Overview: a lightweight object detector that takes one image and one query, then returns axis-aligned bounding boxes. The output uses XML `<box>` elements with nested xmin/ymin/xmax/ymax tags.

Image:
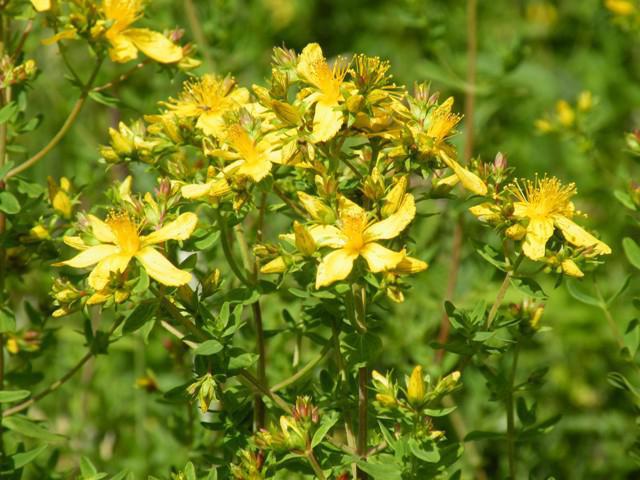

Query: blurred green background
<box><xmin>13</xmin><ymin>0</ymin><xmax>640</xmax><ymax>477</ymax></box>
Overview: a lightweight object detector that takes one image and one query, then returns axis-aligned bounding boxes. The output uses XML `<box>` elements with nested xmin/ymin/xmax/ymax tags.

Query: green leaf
<box><xmin>566</xmin><ymin>280</ymin><xmax>601</xmax><ymax>307</ymax></box>
<box><xmin>80</xmin><ymin>456</ymin><xmax>98</xmax><ymax>478</ymax></box>
<box><xmin>0</xmin><ymin>309</ymin><xmax>16</xmax><ymax>334</ymax></box>
<box><xmin>607</xmin><ymin>274</ymin><xmax>632</xmax><ymax>306</ymax></box>
<box><xmin>424</xmin><ymin>406</ymin><xmax>457</xmax><ymax>417</ymax></box>
<box><xmin>408</xmin><ymin>438</ymin><xmax>441</xmax><ymax>463</ymax></box>
<box><xmin>88</xmin><ymin>91</ymin><xmax>121</xmax><ymax>107</ymax></box>
<box><xmin>16</xmin><ymin>178</ymin><xmax>44</xmax><ymax>198</ymax></box>
<box><xmin>123</xmin><ymin>302</ymin><xmax>157</xmax><ymax>334</ymax></box>
<box><xmin>0</xmin><ymin>101</ymin><xmax>18</xmax><ymax>124</ymax></box>
<box><xmin>614</xmin><ymin>190</ymin><xmax>637</xmax><ymax>211</ymax></box>
<box><xmin>194</xmin><ymin>230</ymin><xmax>220</xmax><ymax>250</ymax></box>
<box><xmin>510</xmin><ymin>277</ymin><xmax>547</xmax><ymax>299</ymax></box>
<box><xmin>229</xmin><ymin>352</ymin><xmax>258</xmax><ymax>370</ymax></box>
<box><xmin>193</xmin><ymin>339</ymin><xmax>223</xmax><ymax>356</ymax></box>
<box><xmin>110</xmin><ymin>470</ymin><xmax>132</xmax><ymax>480</ymax></box>
<box><xmin>355</xmin><ymin>456</ymin><xmax>403</xmax><ymax>480</ymax></box>
<box><xmin>0</xmin><ymin>390</ymin><xmax>30</xmax><ymax>403</ymax></box>
<box><xmin>623</xmin><ymin>237</ymin><xmax>640</xmax><ymax>270</ymax></box>
<box><xmin>3</xmin><ymin>416</ymin><xmax>64</xmax><ymax>442</ymax></box>
<box><xmin>12</xmin><ymin>444</ymin><xmax>48</xmax><ymax>469</ymax></box>
<box><xmin>0</xmin><ymin>161</ymin><xmax>15</xmax><ymax>179</ymax></box>
<box><xmin>311</xmin><ymin>412</ymin><xmax>338</xmax><ymax>448</ymax></box>
<box><xmin>183</xmin><ymin>462</ymin><xmax>196</xmax><ymax>480</ymax></box>
<box><xmin>0</xmin><ymin>191</ymin><xmax>20</xmax><ymax>214</ymax></box>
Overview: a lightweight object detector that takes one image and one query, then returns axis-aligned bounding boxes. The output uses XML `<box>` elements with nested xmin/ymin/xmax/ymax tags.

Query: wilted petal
<box><xmin>364</xmin><ymin>194</ymin><xmax>415</xmax><ymax>242</ymax></box>
<box><xmin>59</xmin><ymin>244</ymin><xmax>119</xmax><ymax>268</ymax></box>
<box><xmin>440</xmin><ymin>152</ymin><xmax>487</xmax><ymax>195</ymax></box>
<box><xmin>135</xmin><ymin>247</ymin><xmax>192</xmax><ymax>286</ymax></box>
<box><xmin>88</xmin><ymin>253</ymin><xmax>132</xmax><ymax>290</ymax></box>
<box><xmin>41</xmin><ymin>28</ymin><xmax>78</xmax><ymax>45</ymax></box>
<box><xmin>141</xmin><ymin>212</ymin><xmax>198</xmax><ymax>246</ymax></box>
<box><xmin>393</xmin><ymin>255</ymin><xmax>428</xmax><ymax>274</ymax></box>
<box><xmin>311</xmin><ymin>101</ymin><xmax>343</xmax><ymax>143</ymax></box>
<box><xmin>260</xmin><ymin>257</ymin><xmax>286</xmax><ymax>274</ymax></box>
<box><xmin>523</xmin><ymin>217</ymin><xmax>554</xmax><ymax>260</ymax></box>
<box><xmin>360</xmin><ymin>242</ymin><xmax>404</xmax><ymax>273</ymax></box>
<box><xmin>553</xmin><ymin>215</ymin><xmax>611</xmax><ymax>256</ymax></box>
<box><xmin>88</xmin><ymin>215</ymin><xmax>116</xmax><ymax>243</ymax></box>
<box><xmin>315</xmin><ymin>248</ymin><xmax>357</xmax><ymax>288</ymax></box>
<box><xmin>124</xmin><ymin>28</ymin><xmax>183</xmax><ymax>64</ymax></box>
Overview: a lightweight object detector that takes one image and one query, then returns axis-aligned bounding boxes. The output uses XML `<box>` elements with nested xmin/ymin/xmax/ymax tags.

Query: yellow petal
<box><xmin>315</xmin><ymin>249</ymin><xmax>357</xmax><ymax>288</ymax></box>
<box><xmin>469</xmin><ymin>203</ymin><xmax>500</xmax><ymax>222</ymax></box>
<box><xmin>182</xmin><ymin>181</ymin><xmax>215</xmax><ymax>199</ymax></box>
<box><xmin>124</xmin><ymin>28</ymin><xmax>183</xmax><ymax>64</ymax></box>
<box><xmin>63</xmin><ymin>236</ymin><xmax>88</xmax><ymax>250</ymax></box>
<box><xmin>311</xmin><ymin>101</ymin><xmax>343</xmax><ymax>143</ymax></box>
<box><xmin>86</xmin><ymin>291</ymin><xmax>111</xmax><ymax>305</ymax></box>
<box><xmin>31</xmin><ymin>0</ymin><xmax>51</xmax><ymax>12</ymax></box>
<box><xmin>553</xmin><ymin>215</ymin><xmax>611</xmax><ymax>256</ymax></box>
<box><xmin>297</xmin><ymin>43</ymin><xmax>325</xmax><ymax>86</ymax></box>
<box><xmin>88</xmin><ymin>215</ymin><xmax>117</xmax><ymax>243</ymax></box>
<box><xmin>88</xmin><ymin>253</ymin><xmax>132</xmax><ymax>290</ymax></box>
<box><xmin>107</xmin><ymin>32</ymin><xmax>138</xmax><ymax>63</ymax></box>
<box><xmin>196</xmin><ymin>113</ymin><xmax>226</xmax><ymax>138</ymax></box>
<box><xmin>523</xmin><ymin>217</ymin><xmax>555</xmax><ymax>260</ymax></box>
<box><xmin>440</xmin><ymin>152</ymin><xmax>487</xmax><ymax>196</ymax></box>
<box><xmin>393</xmin><ymin>256</ymin><xmax>428</xmax><ymax>274</ymax></box>
<box><xmin>297</xmin><ymin>192</ymin><xmax>335</xmax><ymax>223</ymax></box>
<box><xmin>407</xmin><ymin>366</ymin><xmax>426</xmax><ymax>405</ymax></box>
<box><xmin>135</xmin><ymin>247</ymin><xmax>192</xmax><ymax>286</ymax></box>
<box><xmin>42</xmin><ymin>29</ymin><xmax>79</xmax><ymax>46</ymax></box>
<box><xmin>260</xmin><ymin>257</ymin><xmax>286</xmax><ymax>274</ymax></box>
<box><xmin>237</xmin><ymin>157</ymin><xmax>272</xmax><ymax>182</ymax></box>
<box><xmin>561</xmin><ymin>259</ymin><xmax>584</xmax><ymax>278</ymax></box>
<box><xmin>308</xmin><ymin>225</ymin><xmax>346</xmax><ymax>248</ymax></box>
<box><xmin>360</xmin><ymin>242</ymin><xmax>405</xmax><ymax>273</ymax></box>
<box><xmin>141</xmin><ymin>212</ymin><xmax>198</xmax><ymax>246</ymax></box>
<box><xmin>59</xmin><ymin>245</ymin><xmax>120</xmax><ymax>268</ymax></box>
<box><xmin>364</xmin><ymin>194</ymin><xmax>415</xmax><ymax>242</ymax></box>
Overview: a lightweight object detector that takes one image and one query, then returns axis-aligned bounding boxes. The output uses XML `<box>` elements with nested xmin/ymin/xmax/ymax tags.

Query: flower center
<box><xmin>107</xmin><ymin>212</ymin><xmax>140</xmax><ymax>255</ymax></box>
<box><xmin>514</xmin><ymin>177</ymin><xmax>576</xmax><ymax>219</ymax></box>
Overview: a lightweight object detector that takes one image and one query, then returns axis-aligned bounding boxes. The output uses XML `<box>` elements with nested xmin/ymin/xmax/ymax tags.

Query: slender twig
<box><xmin>92</xmin><ymin>60</ymin><xmax>150</xmax><ymax>92</ymax></box>
<box><xmin>3</xmin><ymin>317</ymin><xmax>123</xmax><ymax>417</ymax></box>
<box><xmin>353</xmin><ymin>286</ymin><xmax>368</xmax><ymax>479</ymax></box>
<box><xmin>183</xmin><ymin>0</ymin><xmax>214</xmax><ymax>69</ymax></box>
<box><xmin>237</xmin><ymin>370</ymin><xmax>292</xmax><ymax>414</ymax></box>
<box><xmin>435</xmin><ymin>221</ymin><xmax>463</xmax><ymax>363</ymax></box>
<box><xmin>11</xmin><ymin>19</ymin><xmax>32</xmax><ymax>61</ymax></box>
<box><xmin>214</xmin><ymin>208</ymin><xmax>251</xmax><ymax>285</ymax></box>
<box><xmin>463</xmin><ymin>0</ymin><xmax>478</xmax><ymax>162</ymax></box>
<box><xmin>486</xmin><ymin>253</ymin><xmax>524</xmax><ymax>328</ymax></box>
<box><xmin>273</xmin><ymin>183</ymin><xmax>307</xmax><ymax>217</ymax></box>
<box><xmin>506</xmin><ymin>343</ymin><xmax>520</xmax><ymax>479</ymax></box>
<box><xmin>594</xmin><ymin>281</ymin><xmax>625</xmax><ymax>349</ymax></box>
<box><xmin>272</xmin><ymin>342</ymin><xmax>331</xmax><ymax>392</ymax></box>
<box><xmin>4</xmin><ymin>58</ymin><xmax>104</xmax><ymax>180</ymax></box>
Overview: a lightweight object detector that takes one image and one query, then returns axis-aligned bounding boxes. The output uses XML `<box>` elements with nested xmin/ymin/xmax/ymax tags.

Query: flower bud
<box><xmin>561</xmin><ymin>258</ymin><xmax>584</xmax><ymax>278</ymax></box>
<box><xmin>407</xmin><ymin>365</ymin><xmax>426</xmax><ymax>406</ymax></box>
<box><xmin>382</xmin><ymin>176</ymin><xmax>408</xmax><ymax>217</ymax></box>
<box><xmin>433</xmin><ymin>370</ymin><xmax>461</xmax><ymax>397</ymax></box>
<box><xmin>505</xmin><ymin>223</ymin><xmax>527</xmax><ymax>240</ymax></box>
<box><xmin>272</xmin><ymin>100</ymin><xmax>301</xmax><ymax>126</ymax></box>
<box><xmin>293</xmin><ymin>221</ymin><xmax>316</xmax><ymax>256</ymax></box>
<box><xmin>346</xmin><ymin>94</ymin><xmax>364</xmax><ymax>113</ymax></box>
<box><xmin>362</xmin><ymin>169</ymin><xmax>385</xmax><ymax>201</ymax></box>
<box><xmin>555</xmin><ymin>100</ymin><xmax>575</xmax><ymax>127</ymax></box>
<box><xmin>30</xmin><ymin>224</ymin><xmax>50</xmax><ymax>240</ymax></box>
<box><xmin>297</xmin><ymin>192</ymin><xmax>335</xmax><ymax>224</ymax></box>
<box><xmin>577</xmin><ymin>90</ymin><xmax>593</xmax><ymax>112</ymax></box>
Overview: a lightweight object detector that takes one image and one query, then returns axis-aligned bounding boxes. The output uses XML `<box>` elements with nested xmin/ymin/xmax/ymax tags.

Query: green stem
<box><xmin>214</xmin><ymin>208</ymin><xmax>251</xmax><ymax>286</ymax></box>
<box><xmin>306</xmin><ymin>450</ymin><xmax>326</xmax><ymax>480</ymax></box>
<box><xmin>3</xmin><ymin>316</ymin><xmax>124</xmax><ymax>417</ymax></box>
<box><xmin>486</xmin><ymin>252</ymin><xmax>525</xmax><ymax>328</ymax></box>
<box><xmin>506</xmin><ymin>343</ymin><xmax>520</xmax><ymax>479</ymax></box>
<box><xmin>237</xmin><ymin>370</ymin><xmax>292</xmax><ymax>415</ymax></box>
<box><xmin>272</xmin><ymin>342</ymin><xmax>331</xmax><ymax>392</ymax></box>
<box><xmin>4</xmin><ymin>57</ymin><xmax>104</xmax><ymax>180</ymax></box>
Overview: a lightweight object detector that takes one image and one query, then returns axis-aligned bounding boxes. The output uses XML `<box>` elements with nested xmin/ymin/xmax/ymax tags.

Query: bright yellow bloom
<box><xmin>313</xmin><ymin>195</ymin><xmax>417</xmax><ymax>288</ymax></box>
<box><xmin>297</xmin><ymin>43</ymin><xmax>348</xmax><ymax>143</ymax></box>
<box><xmin>555</xmin><ymin>100</ymin><xmax>575</xmax><ymax>127</ymax></box>
<box><xmin>100</xmin><ymin>0</ymin><xmax>183</xmax><ymax>64</ymax></box>
<box><xmin>165</xmin><ymin>75</ymin><xmax>249</xmax><ymax>138</ymax></box>
<box><xmin>605</xmin><ymin>0</ymin><xmax>635</xmax><ymax>16</ymax></box>
<box><xmin>31</xmin><ymin>0</ymin><xmax>51</xmax><ymax>11</ymax></box>
<box><xmin>511</xmin><ymin>177</ymin><xmax>611</xmax><ymax>260</ymax></box>
<box><xmin>218</xmin><ymin>124</ymin><xmax>282</xmax><ymax>182</ymax></box>
<box><xmin>59</xmin><ymin>211</ymin><xmax>197</xmax><ymax>290</ymax></box>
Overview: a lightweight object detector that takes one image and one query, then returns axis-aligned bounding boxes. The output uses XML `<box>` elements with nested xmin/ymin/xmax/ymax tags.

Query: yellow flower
<box><xmin>58</xmin><ymin>211</ymin><xmax>197</xmax><ymax>290</ymax></box>
<box><xmin>313</xmin><ymin>195</ymin><xmax>417</xmax><ymax>288</ymax></box>
<box><xmin>31</xmin><ymin>0</ymin><xmax>51</xmax><ymax>11</ymax></box>
<box><xmin>297</xmin><ymin>43</ymin><xmax>348</xmax><ymax>143</ymax></box>
<box><xmin>218</xmin><ymin>124</ymin><xmax>282</xmax><ymax>182</ymax></box>
<box><xmin>511</xmin><ymin>177</ymin><xmax>611</xmax><ymax>260</ymax></box>
<box><xmin>165</xmin><ymin>75</ymin><xmax>249</xmax><ymax>138</ymax></box>
<box><xmin>439</xmin><ymin>152</ymin><xmax>488</xmax><ymax>196</ymax></box>
<box><xmin>100</xmin><ymin>0</ymin><xmax>183</xmax><ymax>64</ymax></box>
<box><xmin>555</xmin><ymin>100</ymin><xmax>575</xmax><ymax>127</ymax></box>
<box><xmin>605</xmin><ymin>0</ymin><xmax>635</xmax><ymax>16</ymax></box>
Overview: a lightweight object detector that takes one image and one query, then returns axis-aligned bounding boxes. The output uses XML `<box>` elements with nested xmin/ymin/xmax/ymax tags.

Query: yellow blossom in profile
<box><xmin>48</xmin><ymin>176</ymin><xmax>73</xmax><ymax>218</ymax></box>
<box><xmin>510</xmin><ymin>177</ymin><xmax>611</xmax><ymax>260</ymax></box>
<box><xmin>297</xmin><ymin>43</ymin><xmax>348</xmax><ymax>143</ymax></box>
<box><xmin>58</xmin><ymin>211</ymin><xmax>197</xmax><ymax>290</ymax></box>
<box><xmin>555</xmin><ymin>100</ymin><xmax>575</xmax><ymax>127</ymax></box>
<box><xmin>31</xmin><ymin>0</ymin><xmax>51</xmax><ymax>11</ymax></box>
<box><xmin>605</xmin><ymin>0</ymin><xmax>635</xmax><ymax>16</ymax></box>
<box><xmin>313</xmin><ymin>195</ymin><xmax>421</xmax><ymax>288</ymax></box>
<box><xmin>165</xmin><ymin>75</ymin><xmax>249</xmax><ymax>138</ymax></box>
<box><xmin>99</xmin><ymin>0</ymin><xmax>183</xmax><ymax>64</ymax></box>
<box><xmin>217</xmin><ymin>124</ymin><xmax>282</xmax><ymax>182</ymax></box>
<box><xmin>407</xmin><ymin>365</ymin><xmax>426</xmax><ymax>406</ymax></box>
